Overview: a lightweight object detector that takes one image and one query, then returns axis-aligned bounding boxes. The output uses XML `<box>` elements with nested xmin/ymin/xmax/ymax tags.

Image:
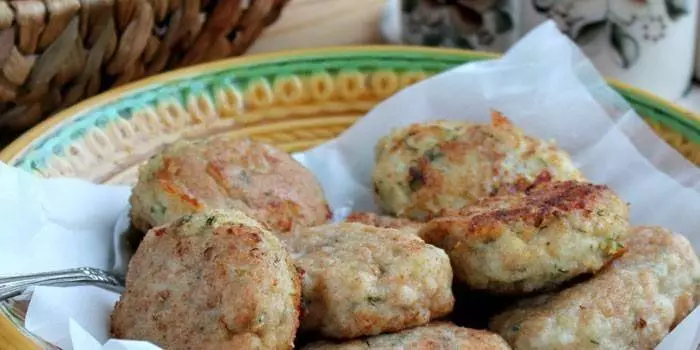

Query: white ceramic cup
<box><xmin>384</xmin><ymin>0</ymin><xmax>698</xmax><ymax>100</ymax></box>
<box><xmin>522</xmin><ymin>0</ymin><xmax>698</xmax><ymax>101</ymax></box>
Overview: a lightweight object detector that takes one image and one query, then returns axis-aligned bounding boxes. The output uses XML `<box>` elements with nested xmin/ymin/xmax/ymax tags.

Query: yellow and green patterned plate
<box><xmin>1</xmin><ymin>46</ymin><xmax>699</xmax><ymax>349</ymax></box>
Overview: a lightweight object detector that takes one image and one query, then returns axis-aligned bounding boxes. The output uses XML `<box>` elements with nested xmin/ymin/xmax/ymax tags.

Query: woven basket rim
<box><xmin>1</xmin><ymin>45</ymin><xmax>698</xmax><ymax>163</ymax></box>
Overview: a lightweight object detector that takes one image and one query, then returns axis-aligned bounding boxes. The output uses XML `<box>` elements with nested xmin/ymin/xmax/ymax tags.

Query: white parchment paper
<box><xmin>1</xmin><ymin>21</ymin><xmax>699</xmax><ymax>349</ymax></box>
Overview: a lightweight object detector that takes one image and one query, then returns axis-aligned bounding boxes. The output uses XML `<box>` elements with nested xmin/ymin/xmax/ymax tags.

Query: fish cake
<box><xmin>419</xmin><ymin>180</ymin><xmax>629</xmax><ymax>294</ymax></box>
<box><xmin>372</xmin><ymin>112</ymin><xmax>584</xmax><ymax>220</ymax></box>
<box><xmin>287</xmin><ymin>222</ymin><xmax>454</xmax><ymax>339</ymax></box>
<box><xmin>490</xmin><ymin>226</ymin><xmax>700</xmax><ymax>350</ymax></box>
<box><xmin>129</xmin><ymin>135</ymin><xmax>330</xmax><ymax>233</ymax></box>
<box><xmin>303</xmin><ymin>322</ymin><xmax>511</xmax><ymax>349</ymax></box>
<box><xmin>111</xmin><ymin>210</ymin><xmax>301</xmax><ymax>350</ymax></box>
<box><xmin>344</xmin><ymin>212</ymin><xmax>422</xmax><ymax>235</ymax></box>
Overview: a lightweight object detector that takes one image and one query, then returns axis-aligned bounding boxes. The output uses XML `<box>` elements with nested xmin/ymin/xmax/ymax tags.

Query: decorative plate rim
<box><xmin>1</xmin><ymin>45</ymin><xmax>699</xmax><ymax>163</ymax></box>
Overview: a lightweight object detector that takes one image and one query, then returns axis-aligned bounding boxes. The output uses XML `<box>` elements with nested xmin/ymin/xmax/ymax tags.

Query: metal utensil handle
<box><xmin>0</xmin><ymin>267</ymin><xmax>124</xmax><ymax>301</ymax></box>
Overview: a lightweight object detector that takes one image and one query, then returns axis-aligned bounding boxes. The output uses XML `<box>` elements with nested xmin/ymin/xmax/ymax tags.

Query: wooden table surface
<box><xmin>250</xmin><ymin>0</ymin><xmax>385</xmax><ymax>54</ymax></box>
<box><xmin>0</xmin><ymin>1</ymin><xmax>385</xmax><ymax>349</ymax></box>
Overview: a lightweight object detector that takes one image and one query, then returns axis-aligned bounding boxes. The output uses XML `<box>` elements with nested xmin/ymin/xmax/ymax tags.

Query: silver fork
<box><xmin>0</xmin><ymin>268</ymin><xmax>124</xmax><ymax>300</ymax></box>
<box><xmin>0</xmin><ymin>209</ymin><xmax>133</xmax><ymax>301</ymax></box>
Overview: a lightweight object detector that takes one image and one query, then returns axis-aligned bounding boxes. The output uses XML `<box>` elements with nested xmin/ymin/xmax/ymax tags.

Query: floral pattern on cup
<box><xmin>532</xmin><ymin>0</ymin><xmax>690</xmax><ymax>68</ymax></box>
<box><xmin>402</xmin><ymin>0</ymin><xmax>516</xmax><ymax>50</ymax></box>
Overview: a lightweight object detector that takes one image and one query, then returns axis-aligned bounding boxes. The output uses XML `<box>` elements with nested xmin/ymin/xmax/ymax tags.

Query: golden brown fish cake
<box><xmin>110</xmin><ymin>210</ymin><xmax>301</xmax><ymax>350</ymax></box>
<box><xmin>344</xmin><ymin>212</ymin><xmax>422</xmax><ymax>235</ymax></box>
<box><xmin>303</xmin><ymin>322</ymin><xmax>511</xmax><ymax>349</ymax></box>
<box><xmin>287</xmin><ymin>222</ymin><xmax>454</xmax><ymax>339</ymax></box>
<box><xmin>490</xmin><ymin>226</ymin><xmax>700</xmax><ymax>350</ymax></box>
<box><xmin>129</xmin><ymin>135</ymin><xmax>330</xmax><ymax>233</ymax></box>
<box><xmin>372</xmin><ymin>112</ymin><xmax>584</xmax><ymax>220</ymax></box>
<box><xmin>419</xmin><ymin>180</ymin><xmax>629</xmax><ymax>294</ymax></box>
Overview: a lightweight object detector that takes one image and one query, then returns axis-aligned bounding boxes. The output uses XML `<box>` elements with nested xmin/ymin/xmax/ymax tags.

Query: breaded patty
<box><xmin>419</xmin><ymin>180</ymin><xmax>629</xmax><ymax>294</ymax></box>
<box><xmin>344</xmin><ymin>212</ymin><xmax>422</xmax><ymax>235</ymax></box>
<box><xmin>111</xmin><ymin>210</ymin><xmax>301</xmax><ymax>350</ymax></box>
<box><xmin>129</xmin><ymin>135</ymin><xmax>330</xmax><ymax>233</ymax></box>
<box><xmin>287</xmin><ymin>222</ymin><xmax>454</xmax><ymax>339</ymax></box>
<box><xmin>303</xmin><ymin>322</ymin><xmax>511</xmax><ymax>349</ymax></box>
<box><xmin>490</xmin><ymin>226</ymin><xmax>700</xmax><ymax>350</ymax></box>
<box><xmin>372</xmin><ymin>112</ymin><xmax>584</xmax><ymax>220</ymax></box>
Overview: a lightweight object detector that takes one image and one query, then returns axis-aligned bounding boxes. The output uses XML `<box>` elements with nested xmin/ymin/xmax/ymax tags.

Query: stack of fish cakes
<box><xmin>111</xmin><ymin>112</ymin><xmax>700</xmax><ymax>350</ymax></box>
<box><xmin>129</xmin><ymin>135</ymin><xmax>332</xmax><ymax>234</ymax></box>
<box><xmin>372</xmin><ymin>113</ymin><xmax>700</xmax><ymax>349</ymax></box>
<box><xmin>116</xmin><ymin>134</ymin><xmax>500</xmax><ymax>349</ymax></box>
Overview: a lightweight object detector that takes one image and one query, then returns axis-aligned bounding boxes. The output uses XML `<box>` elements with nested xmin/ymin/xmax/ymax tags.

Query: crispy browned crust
<box><xmin>111</xmin><ymin>210</ymin><xmax>301</xmax><ymax>350</ymax></box>
<box><xmin>287</xmin><ymin>223</ymin><xmax>454</xmax><ymax>339</ymax></box>
<box><xmin>434</xmin><ymin>181</ymin><xmax>620</xmax><ymax>242</ymax></box>
<box><xmin>372</xmin><ymin>113</ymin><xmax>585</xmax><ymax>220</ymax></box>
<box><xmin>490</xmin><ymin>226</ymin><xmax>700</xmax><ymax>350</ymax></box>
<box><xmin>344</xmin><ymin>212</ymin><xmax>422</xmax><ymax>234</ymax></box>
<box><xmin>419</xmin><ymin>180</ymin><xmax>629</xmax><ymax>294</ymax></box>
<box><xmin>303</xmin><ymin>322</ymin><xmax>511</xmax><ymax>350</ymax></box>
<box><xmin>129</xmin><ymin>135</ymin><xmax>331</xmax><ymax>234</ymax></box>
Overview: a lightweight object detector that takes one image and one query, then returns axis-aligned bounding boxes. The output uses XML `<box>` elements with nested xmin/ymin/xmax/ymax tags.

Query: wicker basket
<box><xmin>0</xmin><ymin>0</ymin><xmax>289</xmax><ymax>132</ymax></box>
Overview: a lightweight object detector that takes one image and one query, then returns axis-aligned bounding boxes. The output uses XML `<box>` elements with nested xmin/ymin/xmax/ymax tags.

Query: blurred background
<box><xmin>381</xmin><ymin>0</ymin><xmax>699</xmax><ymax>105</ymax></box>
